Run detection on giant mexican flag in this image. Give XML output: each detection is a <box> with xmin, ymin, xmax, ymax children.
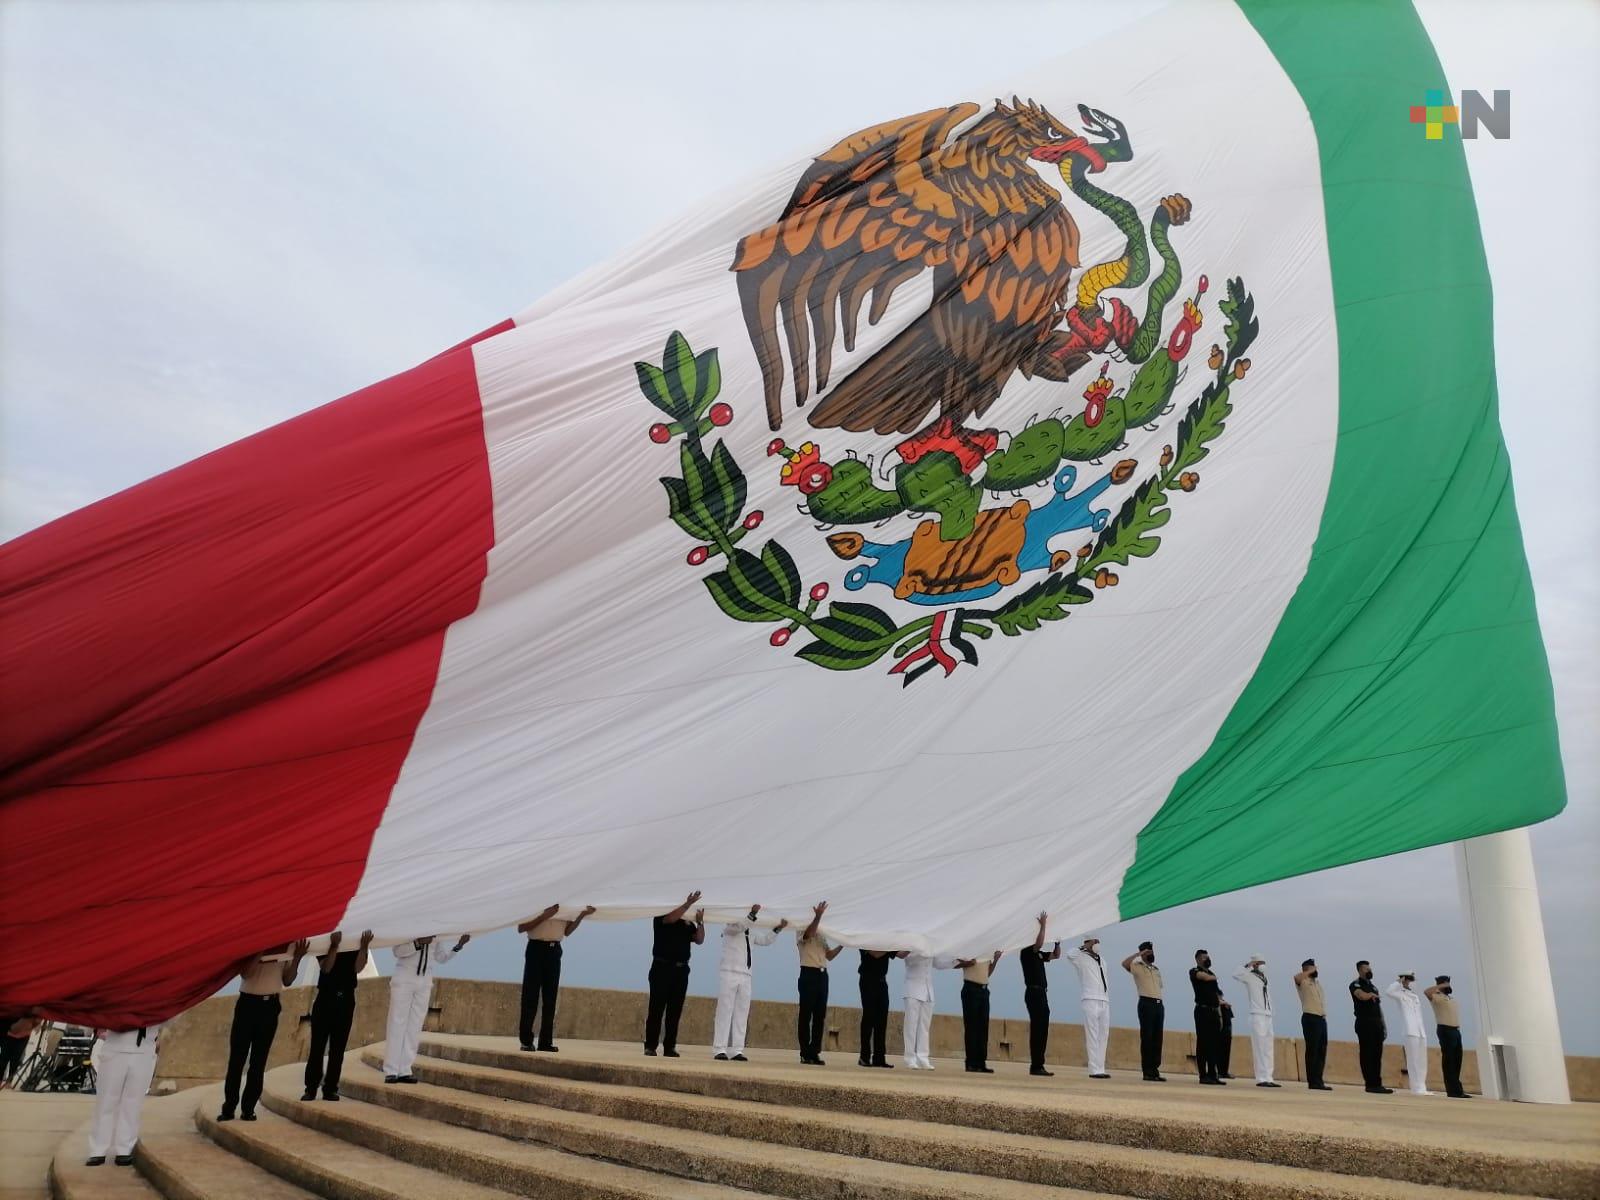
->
<box><xmin>0</xmin><ymin>0</ymin><xmax>1566</xmax><ymax>1025</ymax></box>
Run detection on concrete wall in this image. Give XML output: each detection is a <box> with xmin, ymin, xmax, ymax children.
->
<box><xmin>157</xmin><ymin>978</ymin><xmax>1600</xmax><ymax>1101</ymax></box>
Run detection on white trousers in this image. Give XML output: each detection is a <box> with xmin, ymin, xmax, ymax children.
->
<box><xmin>713</xmin><ymin>971</ymin><xmax>752</xmax><ymax>1056</ymax></box>
<box><xmin>903</xmin><ymin>997</ymin><xmax>934</xmax><ymax>1068</ymax></box>
<box><xmin>1249</xmin><ymin>1012</ymin><xmax>1275</xmax><ymax>1082</ymax></box>
<box><xmin>383</xmin><ymin>977</ymin><xmax>433</xmax><ymax>1077</ymax></box>
<box><xmin>88</xmin><ymin>1050</ymin><xmax>157</xmax><ymax>1158</ymax></box>
<box><xmin>1081</xmin><ymin>998</ymin><xmax>1110</xmax><ymax>1074</ymax></box>
<box><xmin>1403</xmin><ymin>1033</ymin><xmax>1431</xmax><ymax>1094</ymax></box>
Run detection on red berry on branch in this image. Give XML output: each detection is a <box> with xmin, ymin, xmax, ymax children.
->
<box><xmin>686</xmin><ymin>546</ymin><xmax>709</xmax><ymax>566</ymax></box>
<box><xmin>708</xmin><ymin>403</ymin><xmax>733</xmax><ymax>426</ymax></box>
<box><xmin>767</xmin><ymin>438</ymin><xmax>787</xmax><ymax>456</ymax></box>
<box><xmin>769</xmin><ymin>628</ymin><xmax>792</xmax><ymax>647</ymax></box>
<box><xmin>649</xmin><ymin>423</ymin><xmax>671</xmax><ymax>444</ymax></box>
<box><xmin>743</xmin><ymin>510</ymin><xmax>764</xmax><ymax>530</ymax></box>
<box><xmin>809</xmin><ymin>582</ymin><xmax>829</xmax><ymax>602</ymax></box>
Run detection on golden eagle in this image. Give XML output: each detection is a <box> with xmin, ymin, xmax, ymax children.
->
<box><xmin>732</xmin><ymin>99</ymin><xmax>1127</xmax><ymax>438</ymax></box>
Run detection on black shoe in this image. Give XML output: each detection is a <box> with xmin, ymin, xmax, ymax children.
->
<box><xmin>1310</xmin><ymin>1083</ymin><xmax>1333</xmax><ymax>1091</ymax></box>
<box><xmin>1257</xmin><ymin>1081</ymin><xmax>1281</xmax><ymax>1088</ymax></box>
<box><xmin>384</xmin><ymin>1074</ymin><xmax>400</xmax><ymax>1083</ymax></box>
<box><xmin>714</xmin><ymin>1053</ymin><xmax>729</xmax><ymax>1060</ymax></box>
<box><xmin>1366</xmin><ymin>1085</ymin><xmax>1393</xmax><ymax>1094</ymax></box>
<box><xmin>85</xmin><ymin>1157</ymin><xmax>106</xmax><ymax>1167</ymax></box>
<box><xmin>520</xmin><ymin>1043</ymin><xmax>534</xmax><ymax>1052</ymax></box>
<box><xmin>644</xmin><ymin>1047</ymin><xmax>657</xmax><ymax>1056</ymax></box>
<box><xmin>114</xmin><ymin>1155</ymin><xmax>135</xmax><ymax>1167</ymax></box>
<box><xmin>1220</xmin><ymin>1073</ymin><xmax>1235</xmax><ymax>1080</ymax></box>
<box><xmin>965</xmin><ymin>1065</ymin><xmax>995</xmax><ymax>1073</ymax></box>
<box><xmin>1199</xmin><ymin>1076</ymin><xmax>1223</xmax><ymax>1085</ymax></box>
<box><xmin>813</xmin><ymin>1056</ymin><xmax>827</xmax><ymax>1066</ymax></box>
<box><xmin>732</xmin><ymin>1054</ymin><xmax>748</xmax><ymax>1062</ymax></box>
<box><xmin>398</xmin><ymin>1075</ymin><xmax>419</xmax><ymax>1084</ymax></box>
<box><xmin>858</xmin><ymin>1058</ymin><xmax>872</xmax><ymax>1067</ymax></box>
<box><xmin>216</xmin><ymin>1109</ymin><xmax>235</xmax><ymax>1121</ymax></box>
<box><xmin>539</xmin><ymin>1045</ymin><xmax>559</xmax><ymax>1053</ymax></box>
<box><xmin>1448</xmin><ymin>1091</ymin><xmax>1472</xmax><ymax>1098</ymax></box>
<box><xmin>300</xmin><ymin>1089</ymin><xmax>317</xmax><ymax>1101</ymax></box>
<box><xmin>663</xmin><ymin>1049</ymin><xmax>680</xmax><ymax>1058</ymax></box>
<box><xmin>241</xmin><ymin>1112</ymin><xmax>257</xmax><ymax>1121</ymax></box>
<box><xmin>1030</xmin><ymin>1067</ymin><xmax>1054</xmax><ymax>1077</ymax></box>
<box><xmin>323</xmin><ymin>1091</ymin><xmax>341</xmax><ymax>1102</ymax></box>
<box><xmin>873</xmin><ymin>1061</ymin><xmax>893</xmax><ymax>1069</ymax></box>
<box><xmin>1090</xmin><ymin>1073</ymin><xmax>1111</xmax><ymax>1079</ymax></box>
<box><xmin>1145</xmin><ymin>1074</ymin><xmax>1168</xmax><ymax>1082</ymax></box>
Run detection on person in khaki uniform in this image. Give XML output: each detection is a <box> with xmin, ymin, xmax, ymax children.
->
<box><xmin>1425</xmin><ymin>975</ymin><xmax>1470</xmax><ymax>1098</ymax></box>
<box><xmin>1121</xmin><ymin>941</ymin><xmax>1166</xmax><ymax>1081</ymax></box>
<box><xmin>516</xmin><ymin>903</ymin><xmax>595</xmax><ymax>1052</ymax></box>
<box><xmin>796</xmin><ymin>900</ymin><xmax>842</xmax><ymax>1064</ymax></box>
<box><xmin>957</xmin><ymin>950</ymin><xmax>1003</xmax><ymax>1072</ymax></box>
<box><xmin>1294</xmin><ymin>958</ymin><xmax>1333</xmax><ymax>1090</ymax></box>
<box><xmin>220</xmin><ymin>940</ymin><xmax>307</xmax><ymax>1121</ymax></box>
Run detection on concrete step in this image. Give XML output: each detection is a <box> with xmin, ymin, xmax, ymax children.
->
<box><xmin>134</xmin><ymin>1084</ymin><xmax>319</xmax><ymax>1200</ymax></box>
<box><xmin>357</xmin><ymin>1047</ymin><xmax>1534</xmax><ymax>1200</ymax></box>
<box><xmin>416</xmin><ymin>1038</ymin><xmax>1594</xmax><ymax>1200</ymax></box>
<box><xmin>253</xmin><ymin>1064</ymin><xmax>789</xmax><ymax>1200</ymax></box>
<box><xmin>197</xmin><ymin>1096</ymin><xmax>521</xmax><ymax>1200</ymax></box>
<box><xmin>319</xmin><ymin>1056</ymin><xmax>1119</xmax><ymax>1200</ymax></box>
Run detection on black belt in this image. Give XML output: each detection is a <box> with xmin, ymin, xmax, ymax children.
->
<box><xmin>652</xmin><ymin>955</ymin><xmax>689</xmax><ymax>966</ymax></box>
<box><xmin>1140</xmin><ymin>996</ymin><xmax>1163</xmax><ymax>1003</ymax></box>
<box><xmin>800</xmin><ymin>965</ymin><xmax>827</xmax><ymax>973</ymax></box>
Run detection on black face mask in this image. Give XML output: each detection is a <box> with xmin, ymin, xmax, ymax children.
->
<box><xmin>1440</xmin><ymin>986</ymin><xmax>1452</xmax><ymax>995</ymax></box>
<box><xmin>1308</xmin><ymin>970</ymin><xmax>1318</xmax><ymax>979</ymax></box>
<box><xmin>1199</xmin><ymin>957</ymin><xmax>1211</xmax><ymax>969</ymax></box>
<box><xmin>1141</xmin><ymin>951</ymin><xmax>1154</xmax><ymax>963</ymax></box>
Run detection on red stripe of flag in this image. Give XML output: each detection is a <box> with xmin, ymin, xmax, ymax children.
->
<box><xmin>0</xmin><ymin>320</ymin><xmax>509</xmax><ymax>1026</ymax></box>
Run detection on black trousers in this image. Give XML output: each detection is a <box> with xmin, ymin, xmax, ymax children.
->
<box><xmin>1193</xmin><ymin>1004</ymin><xmax>1222</xmax><ymax>1080</ymax></box>
<box><xmin>797</xmin><ymin>967</ymin><xmax>829</xmax><ymax>1059</ymax></box>
<box><xmin>960</xmin><ymin>981</ymin><xmax>990</xmax><ymax>1068</ymax></box>
<box><xmin>304</xmin><ymin>986</ymin><xmax>355</xmax><ymax>1096</ymax></box>
<box><xmin>1024</xmin><ymin>985</ymin><xmax>1050</xmax><ymax>1070</ymax></box>
<box><xmin>1438</xmin><ymin>1024</ymin><xmax>1465</xmax><ymax>1095</ymax></box>
<box><xmin>858</xmin><ymin>978</ymin><xmax>889</xmax><ymax>1064</ymax></box>
<box><xmin>1301</xmin><ymin>1013</ymin><xmax>1328</xmax><ymax>1087</ymax></box>
<box><xmin>1217</xmin><ymin>1008</ymin><xmax>1234</xmax><ymax>1076</ymax></box>
<box><xmin>1137</xmin><ymin>996</ymin><xmax>1164</xmax><ymax>1077</ymax></box>
<box><xmin>519</xmin><ymin>941</ymin><xmax>563</xmax><ymax>1048</ymax></box>
<box><xmin>644</xmin><ymin>960</ymin><xmax>689</xmax><ymax>1052</ymax></box>
<box><xmin>223</xmin><ymin>993</ymin><xmax>280</xmax><ymax>1115</ymax></box>
<box><xmin>1355</xmin><ymin>1018</ymin><xmax>1386</xmax><ymax>1089</ymax></box>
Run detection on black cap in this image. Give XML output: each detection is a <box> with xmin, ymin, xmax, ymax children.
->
<box><xmin>1194</xmin><ymin>948</ymin><xmax>1208</xmax><ymax>957</ymax></box>
<box><xmin>1302</xmin><ymin>958</ymin><xmax>1316</xmax><ymax>968</ymax></box>
<box><xmin>1435</xmin><ymin>974</ymin><xmax>1451</xmax><ymax>984</ymax></box>
<box><xmin>1138</xmin><ymin>941</ymin><xmax>1153</xmax><ymax>952</ymax></box>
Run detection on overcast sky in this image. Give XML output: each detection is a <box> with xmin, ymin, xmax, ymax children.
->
<box><xmin>3</xmin><ymin>1</ymin><xmax>1594</xmax><ymax>1052</ymax></box>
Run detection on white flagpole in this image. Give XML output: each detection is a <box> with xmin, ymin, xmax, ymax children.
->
<box><xmin>1454</xmin><ymin>829</ymin><xmax>1570</xmax><ymax>1103</ymax></box>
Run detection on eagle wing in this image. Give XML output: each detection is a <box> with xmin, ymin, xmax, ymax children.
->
<box><xmin>732</xmin><ymin>104</ymin><xmax>981</xmax><ymax>430</ymax></box>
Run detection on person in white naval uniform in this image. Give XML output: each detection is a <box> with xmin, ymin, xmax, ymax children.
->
<box><xmin>1230</xmin><ymin>955</ymin><xmax>1281</xmax><ymax>1086</ymax></box>
<box><xmin>1065</xmin><ymin>936</ymin><xmax>1112</xmax><ymax>1078</ymax></box>
<box><xmin>897</xmin><ymin>950</ymin><xmax>957</xmax><ymax>1069</ymax></box>
<box><xmin>712</xmin><ymin>904</ymin><xmax>788</xmax><ymax>1061</ymax></box>
<box><xmin>384</xmin><ymin>933</ymin><xmax>470</xmax><ymax>1082</ymax></box>
<box><xmin>1385</xmin><ymin>971</ymin><xmax>1432</xmax><ymax>1095</ymax></box>
<box><xmin>86</xmin><ymin>1022</ymin><xmax>163</xmax><ymax>1167</ymax></box>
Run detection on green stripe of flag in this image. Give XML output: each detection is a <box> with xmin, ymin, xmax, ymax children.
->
<box><xmin>1118</xmin><ymin>0</ymin><xmax>1565</xmax><ymax>918</ymax></box>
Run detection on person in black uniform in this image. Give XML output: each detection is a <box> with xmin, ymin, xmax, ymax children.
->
<box><xmin>644</xmin><ymin>891</ymin><xmax>704</xmax><ymax>1057</ymax></box>
<box><xmin>1019</xmin><ymin>912</ymin><xmax>1060</xmax><ymax>1077</ymax></box>
<box><xmin>1350</xmin><ymin>959</ymin><xmax>1392</xmax><ymax>1093</ymax></box>
<box><xmin>1189</xmin><ymin>949</ymin><xmax>1226</xmax><ymax>1085</ymax></box>
<box><xmin>301</xmin><ymin>929</ymin><xmax>372</xmax><ymax>1101</ymax></box>
<box><xmin>857</xmin><ymin>950</ymin><xmax>894</xmax><ymax>1068</ymax></box>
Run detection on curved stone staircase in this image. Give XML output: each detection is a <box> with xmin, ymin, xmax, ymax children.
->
<box><xmin>50</xmin><ymin>1036</ymin><xmax>1600</xmax><ymax>1200</ymax></box>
